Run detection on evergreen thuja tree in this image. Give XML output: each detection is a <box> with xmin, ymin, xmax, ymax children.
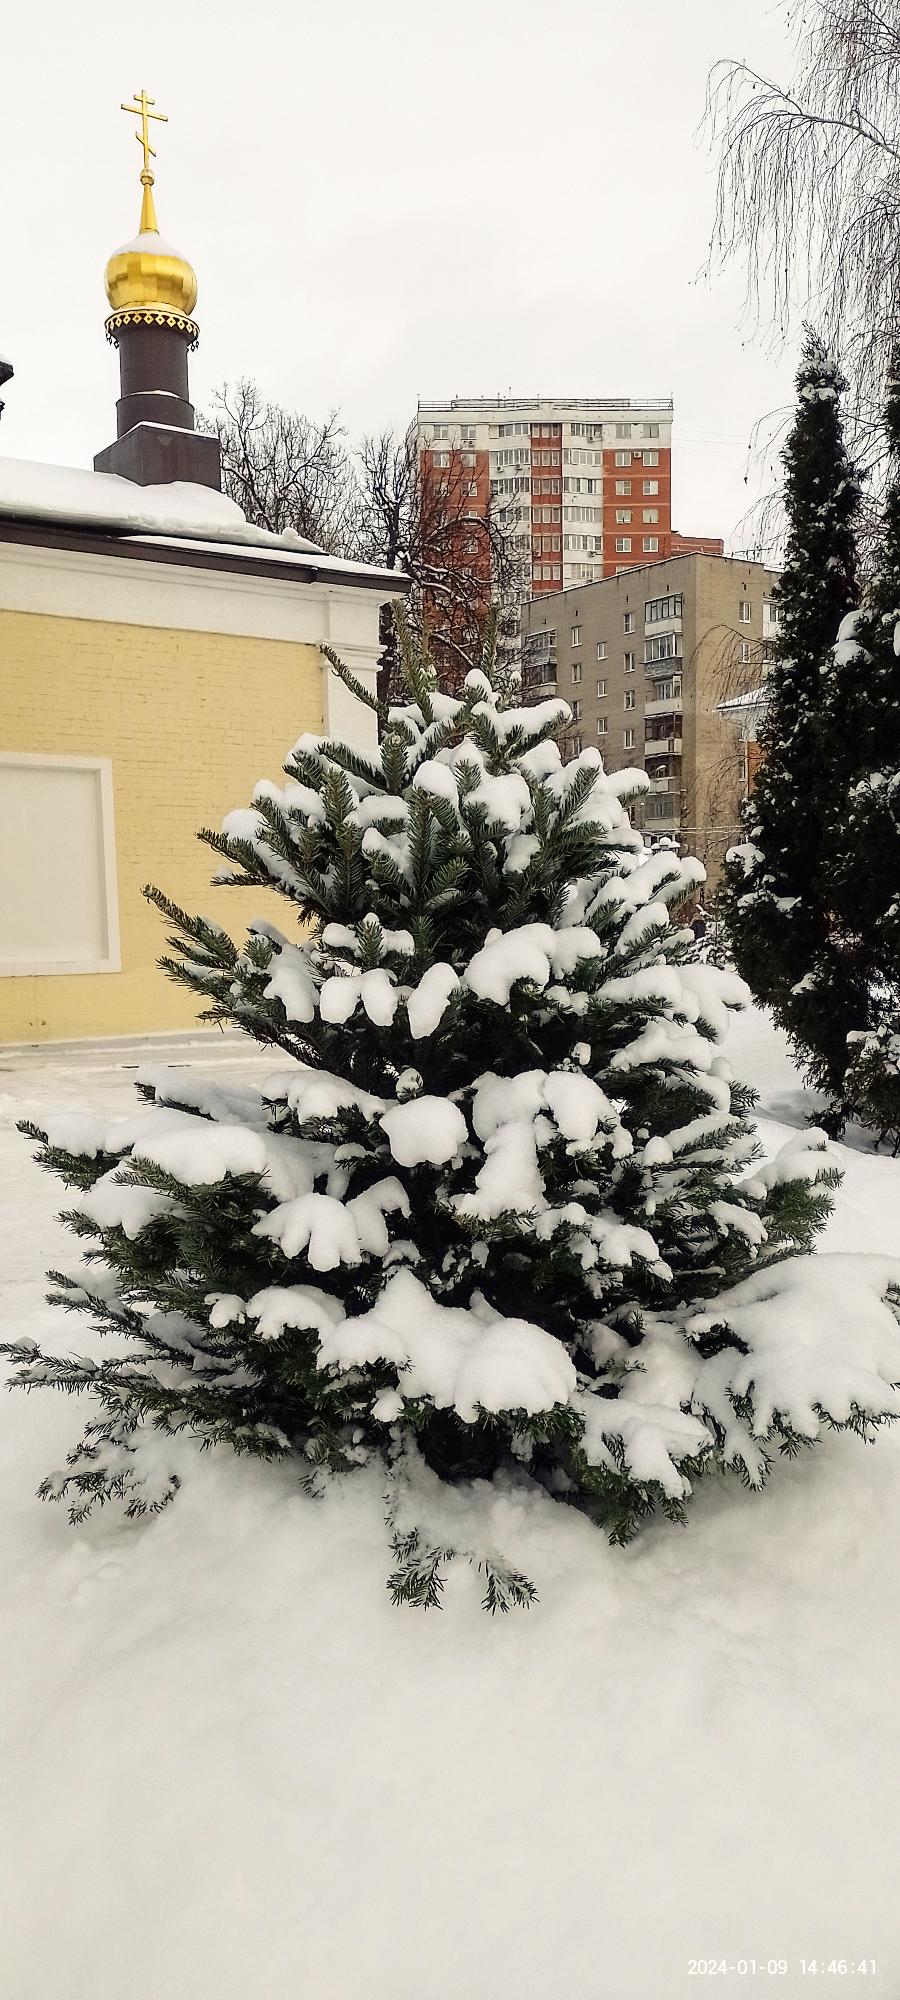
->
<box><xmin>5</xmin><ymin>615</ymin><xmax>900</xmax><ymax>1605</ymax></box>
<box><xmin>823</xmin><ymin>363</ymin><xmax>900</xmax><ymax>1145</ymax></box>
<box><xmin>723</xmin><ymin>333</ymin><xmax>866</xmax><ymax>1098</ymax></box>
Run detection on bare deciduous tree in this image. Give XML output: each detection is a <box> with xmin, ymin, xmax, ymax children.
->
<box><xmin>357</xmin><ymin>428</ymin><xmax>528</xmax><ymax>700</ymax></box>
<box><xmin>678</xmin><ymin>623</ymin><xmax>769</xmax><ymax>883</ymax></box>
<box><xmin>203</xmin><ymin>378</ymin><xmax>366</xmax><ymax>555</ymax></box>
<box><xmin>705</xmin><ymin>0</ymin><xmax>900</xmax><ymax>451</ymax></box>
<box><xmin>202</xmin><ymin>385</ymin><xmax>528</xmax><ymax>702</ymax></box>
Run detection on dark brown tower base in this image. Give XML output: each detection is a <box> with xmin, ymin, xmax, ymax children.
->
<box><xmin>97</xmin><ymin>311</ymin><xmax>221</xmax><ymax>490</ymax></box>
<box><xmin>94</xmin><ymin>422</ymin><xmax>221</xmax><ymax>490</ymax></box>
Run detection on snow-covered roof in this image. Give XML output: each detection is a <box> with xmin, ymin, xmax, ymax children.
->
<box><xmin>124</xmin><ymin>530</ymin><xmax>406</xmax><ymax>585</ymax></box>
<box><xmin>718</xmin><ymin>687</ymin><xmax>768</xmax><ymax>713</ymax></box>
<box><xmin>0</xmin><ymin>456</ymin><xmax>320</xmax><ymax>554</ymax></box>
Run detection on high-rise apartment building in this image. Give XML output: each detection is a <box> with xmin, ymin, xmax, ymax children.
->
<box><xmin>414</xmin><ymin>396</ymin><xmax>722</xmax><ymax>599</ymax></box>
<box><xmin>521</xmin><ymin>554</ymin><xmax>780</xmax><ymax>885</ymax></box>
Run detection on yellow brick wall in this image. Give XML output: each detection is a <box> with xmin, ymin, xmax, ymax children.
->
<box><xmin>0</xmin><ymin>609</ymin><xmax>324</xmax><ymax>1043</ymax></box>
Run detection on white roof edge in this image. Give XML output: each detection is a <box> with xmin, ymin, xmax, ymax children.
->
<box><xmin>124</xmin><ymin>531</ymin><xmax>408</xmax><ymax>586</ymax></box>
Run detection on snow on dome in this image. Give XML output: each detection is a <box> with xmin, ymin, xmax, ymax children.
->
<box><xmin>109</xmin><ymin>229</ymin><xmax>186</xmax><ymax>261</ymax></box>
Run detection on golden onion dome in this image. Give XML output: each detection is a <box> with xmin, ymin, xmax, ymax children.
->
<box><xmin>104</xmin><ymin>171</ymin><xmax>198</xmax><ymax>341</ymax></box>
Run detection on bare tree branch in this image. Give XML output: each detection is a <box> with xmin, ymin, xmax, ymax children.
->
<box><xmin>202</xmin><ymin>379</ymin><xmax>367</xmax><ymax>556</ymax></box>
<box><xmin>356</xmin><ymin>427</ymin><xmax>528</xmax><ymax>700</ymax></box>
<box><xmin>704</xmin><ymin>0</ymin><xmax>900</xmax><ymax>435</ymax></box>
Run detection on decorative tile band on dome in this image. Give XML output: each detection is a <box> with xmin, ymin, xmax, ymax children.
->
<box><xmin>105</xmin><ymin>308</ymin><xmax>199</xmax><ymax>348</ymax></box>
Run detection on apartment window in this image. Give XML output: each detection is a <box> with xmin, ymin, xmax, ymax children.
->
<box><xmin>764</xmin><ymin>599</ymin><xmax>782</xmax><ymax>624</ymax></box>
<box><xmin>572</xmin><ymin>699</ymin><xmax>583</xmax><ymax>720</ymax></box>
<box><xmin>615</xmin><ymin>537</ymin><xmax>632</xmax><ymax>553</ymax></box>
<box><xmin>461</xmin><ymin>425</ymin><xmax>476</xmax><ymax>444</ymax></box>
<box><xmin>643</xmin><ymin>509</ymin><xmax>659</xmax><ymax>525</ymax></box>
<box><xmin>570</xmin><ymin>735</ymin><xmax>584</xmax><ymax>756</ymax></box>
<box><xmin>643</xmin><ymin>450</ymin><xmax>659</xmax><ymax>466</ymax></box>
<box><xmin>433</xmin><ymin>450</ymin><xmax>450</xmax><ymax>469</ymax></box>
<box><xmin>762</xmin><ymin>641</ymin><xmax>776</xmax><ymax>664</ymax></box>
<box><xmin>740</xmin><ymin>641</ymin><xmax>752</xmax><ymax>664</ymax></box>
<box><xmin>468</xmin><ymin>482</ymin><xmax>479</xmax><ymax>497</ymax></box>
<box><xmin>597</xmin><ymin>677</ymin><xmax>607</xmax><ymax>697</ymax></box>
<box><xmin>616</xmin><ymin>509</ymin><xmax>632</xmax><ymax>524</ymax></box>
<box><xmin>643</xmin><ymin>537</ymin><xmax>660</xmax><ymax>553</ymax></box>
<box><xmin>433</xmin><ymin>425</ymin><xmax>449</xmax><ymax>441</ymax></box>
<box><xmin>624</xmin><ymin>689</ymin><xmax>636</xmax><ymax>710</ymax></box>
<box><xmin>623</xmin><ymin>612</ymin><xmax>636</xmax><ymax>633</ymax></box>
<box><xmin>624</xmin><ymin>652</ymin><xmax>635</xmax><ymax>672</ymax></box>
<box><xmin>597</xmin><ymin>641</ymin><xmax>607</xmax><ymax>660</ymax></box>
<box><xmin>739</xmin><ymin>601</ymin><xmax>752</xmax><ymax>623</ymax></box>
<box><xmin>616</xmin><ymin>423</ymin><xmax>632</xmax><ymax>438</ymax></box>
<box><xmin>623</xmin><ymin>727</ymin><xmax>636</xmax><ymax>750</ymax></box>
<box><xmin>642</xmin><ymin>423</ymin><xmax>661</xmax><ymax>439</ymax></box>
<box><xmin>597</xmin><ymin>715</ymin><xmax>608</xmax><ymax>735</ymax></box>
<box><xmin>615</xmin><ymin>450</ymin><xmax>632</xmax><ymax>467</ymax></box>
<box><xmin>643</xmin><ymin>480</ymin><xmax>659</xmax><ymax>496</ymax></box>
<box><xmin>615</xmin><ymin>480</ymin><xmax>632</xmax><ymax>497</ymax></box>
<box><xmin>571</xmin><ymin>624</ymin><xmax>581</xmax><ymax>645</ymax></box>
<box><xmin>572</xmin><ymin>662</ymin><xmax>582</xmax><ymax>683</ymax></box>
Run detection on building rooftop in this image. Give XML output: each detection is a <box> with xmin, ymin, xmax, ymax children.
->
<box><xmin>0</xmin><ymin>456</ymin><xmax>406</xmax><ymax>594</ymax></box>
<box><xmin>523</xmin><ymin>550</ymin><xmax>780</xmax><ymax>609</ymax></box>
<box><xmin>0</xmin><ymin>456</ymin><xmax>320</xmax><ymax>551</ymax></box>
<box><xmin>417</xmin><ymin>395</ymin><xmax>674</xmax><ymax>414</ymax></box>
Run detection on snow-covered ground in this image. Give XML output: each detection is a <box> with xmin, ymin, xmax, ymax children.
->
<box><xmin>1</xmin><ymin>1012</ymin><xmax>899</xmax><ymax>2000</ymax></box>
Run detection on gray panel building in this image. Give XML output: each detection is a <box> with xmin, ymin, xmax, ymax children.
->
<box><xmin>521</xmin><ymin>554</ymin><xmax>781</xmax><ymax>884</ymax></box>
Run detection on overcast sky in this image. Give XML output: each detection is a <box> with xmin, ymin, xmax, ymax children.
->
<box><xmin>1</xmin><ymin>0</ymin><xmax>800</xmax><ymax>551</ymax></box>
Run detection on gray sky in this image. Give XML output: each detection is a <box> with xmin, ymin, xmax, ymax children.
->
<box><xmin>1</xmin><ymin>0</ymin><xmax>799</xmax><ymax>551</ymax></box>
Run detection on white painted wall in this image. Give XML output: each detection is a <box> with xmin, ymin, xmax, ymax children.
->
<box><xmin>0</xmin><ymin>540</ymin><xmax>394</xmax><ymax>752</ymax></box>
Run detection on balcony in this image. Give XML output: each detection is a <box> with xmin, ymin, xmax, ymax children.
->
<box><xmin>645</xmin><ymin>695</ymin><xmax>683</xmax><ymax>719</ymax></box>
<box><xmin>645</xmin><ymin>651</ymin><xmax>683</xmax><ymax>672</ymax></box>
<box><xmin>645</xmin><ymin>733</ymin><xmax>682</xmax><ymax>755</ymax></box>
<box><xmin>643</xmin><ymin>785</ymin><xmax>682</xmax><ymax>824</ymax></box>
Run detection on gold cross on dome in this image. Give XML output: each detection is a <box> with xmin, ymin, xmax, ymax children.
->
<box><xmin>120</xmin><ymin>89</ymin><xmax>168</xmax><ymax>176</ymax></box>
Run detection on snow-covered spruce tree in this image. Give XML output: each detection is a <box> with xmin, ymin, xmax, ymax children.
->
<box><xmin>723</xmin><ymin>333</ymin><xmax>866</xmax><ymax>1100</ymax></box>
<box><xmin>819</xmin><ymin>363</ymin><xmax>900</xmax><ymax>1145</ymax></box>
<box><xmin>5</xmin><ymin>615</ymin><xmax>900</xmax><ymax>1605</ymax></box>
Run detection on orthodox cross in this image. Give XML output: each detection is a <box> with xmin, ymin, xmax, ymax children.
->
<box><xmin>120</xmin><ymin>90</ymin><xmax>168</xmax><ymax>176</ymax></box>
